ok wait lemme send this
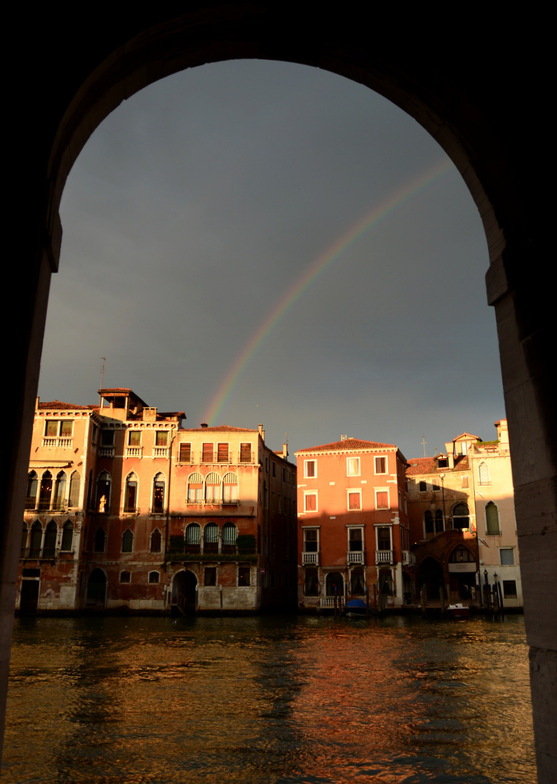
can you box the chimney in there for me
[201,422,208,428]
[258,424,265,440]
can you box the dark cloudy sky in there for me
[38,59,505,461]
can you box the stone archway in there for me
[172,569,198,615]
[4,7,555,779]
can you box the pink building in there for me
[295,437,411,611]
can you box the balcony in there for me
[375,550,394,565]
[125,446,143,458]
[302,551,319,566]
[41,437,73,449]
[347,551,365,565]
[153,446,169,459]
[402,550,415,566]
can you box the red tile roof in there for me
[296,437,398,454]
[38,401,92,411]
[180,425,258,433]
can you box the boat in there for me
[446,603,470,619]
[344,598,371,617]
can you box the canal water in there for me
[2,614,536,784]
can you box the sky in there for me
[38,59,506,463]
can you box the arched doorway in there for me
[85,569,107,609]
[4,8,555,780]
[418,557,444,602]
[172,570,198,615]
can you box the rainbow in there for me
[203,156,453,425]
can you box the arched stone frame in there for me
[123,472,138,514]
[150,527,162,554]
[2,8,555,779]
[204,472,222,503]
[68,471,81,508]
[203,522,219,554]
[186,472,204,503]
[121,528,134,554]
[53,471,67,511]
[60,520,74,552]
[96,471,111,514]
[452,502,470,531]
[151,472,166,514]
[29,520,43,558]
[43,520,58,558]
[38,471,53,511]
[25,472,38,510]
[485,501,501,536]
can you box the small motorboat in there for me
[344,598,370,617]
[446,603,470,619]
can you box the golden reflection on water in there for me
[3,615,535,783]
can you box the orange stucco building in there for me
[19,388,297,614]
[295,437,411,611]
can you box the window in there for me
[204,567,217,586]
[478,462,490,485]
[500,547,515,566]
[121,528,134,553]
[43,520,57,558]
[485,502,500,535]
[303,528,319,553]
[124,473,138,513]
[424,510,434,535]
[148,571,160,584]
[38,471,53,510]
[128,430,141,446]
[223,472,239,503]
[96,472,111,513]
[325,572,343,597]
[152,473,165,513]
[503,580,517,598]
[350,567,366,595]
[202,442,214,462]
[186,523,201,553]
[61,520,73,551]
[179,442,192,462]
[304,459,317,478]
[346,457,360,476]
[53,471,66,510]
[376,527,392,551]
[222,523,238,553]
[375,490,389,509]
[21,523,28,557]
[348,527,363,552]
[44,419,73,439]
[100,429,114,446]
[205,472,222,502]
[187,472,204,503]
[217,443,229,462]
[25,472,38,509]
[374,456,387,475]
[29,521,42,557]
[120,570,131,583]
[239,443,251,463]
[419,481,427,492]
[347,490,361,510]
[68,471,81,507]
[452,502,470,530]
[303,568,319,596]
[238,565,251,586]
[204,522,219,553]
[150,528,162,553]
[156,431,169,447]
[304,492,318,513]
[435,509,444,534]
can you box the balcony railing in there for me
[375,550,394,565]
[302,551,319,566]
[125,446,143,458]
[41,437,73,449]
[347,551,365,565]
[153,447,169,458]
[402,550,415,566]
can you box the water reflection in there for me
[3,615,535,783]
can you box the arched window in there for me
[124,473,138,513]
[424,509,434,535]
[53,471,67,510]
[148,571,160,584]
[30,520,43,557]
[43,520,57,558]
[150,527,162,553]
[222,522,238,553]
[61,520,74,551]
[304,567,319,596]
[203,522,219,553]
[478,462,490,485]
[187,472,203,503]
[38,471,53,511]
[452,502,470,530]
[435,509,444,534]
[152,473,165,514]
[68,471,81,507]
[122,528,134,553]
[21,523,28,557]
[119,570,131,583]
[205,472,222,502]
[485,501,500,535]
[94,527,106,553]
[325,572,344,597]
[25,472,38,509]
[223,472,239,503]
[185,523,201,553]
[96,472,111,513]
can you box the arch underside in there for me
[5,6,555,780]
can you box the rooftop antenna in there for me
[421,434,427,457]
[99,358,106,406]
